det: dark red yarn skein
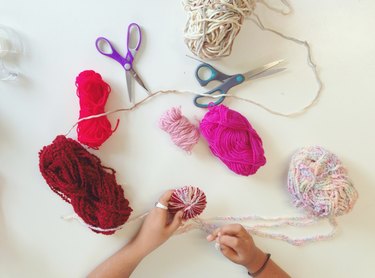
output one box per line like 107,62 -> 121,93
39,135 -> 132,235
76,70 -> 119,149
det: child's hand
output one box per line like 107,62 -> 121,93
132,190 -> 184,256
207,224 -> 265,272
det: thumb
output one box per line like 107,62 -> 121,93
168,210 -> 184,233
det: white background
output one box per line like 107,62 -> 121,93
1,0 -> 375,277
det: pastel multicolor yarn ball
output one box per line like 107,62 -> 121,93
288,146 -> 358,218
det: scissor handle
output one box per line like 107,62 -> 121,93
95,37 -> 127,65
193,74 -> 245,108
195,63 -> 232,87
127,23 -> 142,53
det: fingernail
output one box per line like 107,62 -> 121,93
206,234 -> 212,240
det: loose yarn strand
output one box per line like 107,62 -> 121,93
66,84 -> 320,138
62,212 -> 149,233
257,0 -> 293,15
249,13 -> 323,116
177,215 -> 338,246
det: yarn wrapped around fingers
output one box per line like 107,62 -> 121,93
39,135 -> 132,235
168,186 -> 207,220
288,146 -> 358,218
200,104 -> 266,176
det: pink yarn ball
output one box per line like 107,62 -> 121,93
199,105 -> 266,176
168,186 -> 207,220
159,106 -> 200,152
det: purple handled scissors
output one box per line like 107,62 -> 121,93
95,23 -> 150,103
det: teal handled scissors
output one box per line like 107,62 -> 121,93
193,60 -> 285,108
95,23 -> 150,103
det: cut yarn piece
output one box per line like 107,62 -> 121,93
168,186 -> 207,220
200,104 -> 266,176
76,70 -> 119,149
176,146 -> 358,246
39,135 -> 132,235
159,106 -> 200,153
183,0 -> 291,59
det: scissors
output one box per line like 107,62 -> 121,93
95,23 -> 150,103
193,60 -> 285,108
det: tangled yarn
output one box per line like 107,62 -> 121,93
183,0 -> 256,59
76,70 -> 119,149
169,186 -> 207,220
200,104 -> 266,176
288,146 -> 358,218
39,135 -> 132,235
159,106 -> 200,152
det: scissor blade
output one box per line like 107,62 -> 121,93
130,68 -> 150,95
243,59 -> 285,80
126,71 -> 133,103
250,67 -> 286,80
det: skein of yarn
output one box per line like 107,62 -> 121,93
39,135 -> 132,235
159,106 -> 200,152
76,70 -> 119,149
183,0 -> 256,59
168,186 -> 207,220
200,104 -> 266,176
288,146 -> 358,218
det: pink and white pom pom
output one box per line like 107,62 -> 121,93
168,186 -> 207,220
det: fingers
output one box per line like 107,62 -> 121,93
158,189 -> 174,206
219,243 -> 237,260
152,190 -> 174,217
207,227 -> 220,241
219,235 -> 241,251
167,210 -> 184,233
219,224 -> 244,236
207,224 -> 245,241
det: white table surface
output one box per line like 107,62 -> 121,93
1,1 -> 375,277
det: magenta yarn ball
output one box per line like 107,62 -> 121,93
199,105 -> 266,176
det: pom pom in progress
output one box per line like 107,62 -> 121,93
39,135 -> 132,235
76,70 -> 119,149
159,106 -> 200,152
200,104 -> 266,176
183,0 -> 256,59
288,146 -> 358,218
168,186 -> 207,220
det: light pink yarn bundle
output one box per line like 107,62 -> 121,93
199,104 -> 266,176
159,107 -> 200,152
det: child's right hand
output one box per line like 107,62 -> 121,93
206,224 -> 267,273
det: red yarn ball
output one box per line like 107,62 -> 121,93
199,105 -> 266,176
76,70 -> 119,149
168,186 -> 207,220
39,135 -> 132,235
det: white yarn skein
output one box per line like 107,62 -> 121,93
183,0 -> 292,59
183,0 -> 257,59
